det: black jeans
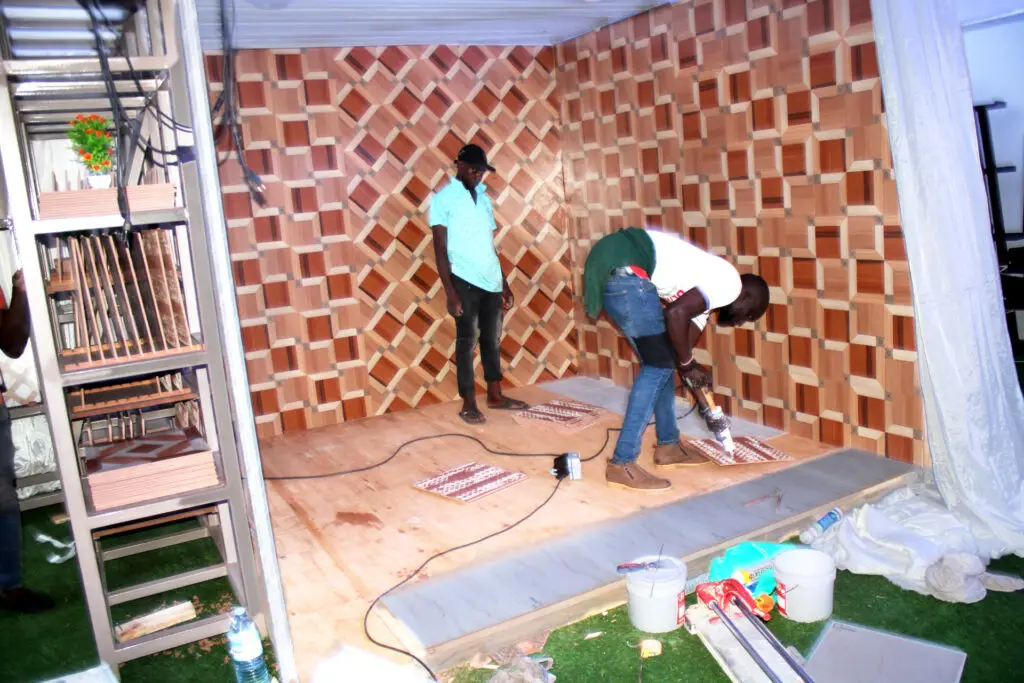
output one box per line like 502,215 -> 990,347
453,275 -> 503,399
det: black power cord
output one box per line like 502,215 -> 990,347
265,401 -> 697,679
364,478 -> 564,682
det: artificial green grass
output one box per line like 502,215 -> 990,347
7,505 -> 1023,683
3,506 -> 275,683
450,554 -> 1024,683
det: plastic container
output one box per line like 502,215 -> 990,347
227,607 -> 271,683
799,507 -> 844,544
773,549 -> 837,623
625,555 -> 687,633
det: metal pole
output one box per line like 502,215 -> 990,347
733,599 -> 816,683
708,602 -> 784,683
975,104 -> 1009,267
173,1 -> 297,681
0,61 -> 119,669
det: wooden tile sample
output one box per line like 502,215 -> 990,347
413,462 -> 527,504
511,398 -> 607,433
683,436 -> 794,466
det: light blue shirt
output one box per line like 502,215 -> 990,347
428,178 -> 503,293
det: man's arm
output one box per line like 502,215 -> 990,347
430,225 -> 462,317
663,289 -> 712,387
0,271 -> 30,359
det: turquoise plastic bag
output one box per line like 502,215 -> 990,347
708,541 -> 796,596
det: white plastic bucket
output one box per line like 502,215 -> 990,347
773,548 -> 837,623
625,555 -> 687,633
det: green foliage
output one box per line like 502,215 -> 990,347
67,114 -> 114,175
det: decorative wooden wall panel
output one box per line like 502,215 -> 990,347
557,0 -> 925,464
208,46 -> 575,439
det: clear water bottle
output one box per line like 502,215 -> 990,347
800,507 -> 844,544
227,606 -> 270,683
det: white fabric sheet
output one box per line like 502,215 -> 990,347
813,478 -> 1016,602
872,0 -> 1024,551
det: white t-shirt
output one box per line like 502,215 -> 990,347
645,230 -> 741,331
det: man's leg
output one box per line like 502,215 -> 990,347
453,277 -> 484,422
601,275 -> 672,491
651,377 -> 710,467
653,376 -> 681,447
610,363 -> 675,464
0,406 -> 54,613
478,291 -> 528,410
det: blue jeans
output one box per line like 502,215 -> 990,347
0,406 -> 21,588
603,274 -> 680,464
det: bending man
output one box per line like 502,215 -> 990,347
583,228 -> 770,492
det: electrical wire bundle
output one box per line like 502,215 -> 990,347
75,0 -> 186,234
74,0 -> 266,236
213,0 -> 266,205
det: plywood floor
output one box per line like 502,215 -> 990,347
259,383 -> 834,679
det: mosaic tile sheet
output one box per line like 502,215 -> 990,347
556,0 -> 925,464
413,462 -> 527,504
511,398 -> 606,432
686,435 -> 792,466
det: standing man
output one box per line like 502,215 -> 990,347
430,144 -> 529,424
0,269 -> 54,613
583,228 -> 770,492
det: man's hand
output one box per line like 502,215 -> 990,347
678,359 -> 712,389
11,270 -> 24,294
445,288 -> 463,317
502,283 -> 514,312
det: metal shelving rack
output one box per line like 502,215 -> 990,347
0,1 -> 293,677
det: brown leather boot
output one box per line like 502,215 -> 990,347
606,461 -> 671,491
654,441 -> 712,469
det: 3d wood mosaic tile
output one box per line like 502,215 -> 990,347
208,46 -> 577,438
512,398 -> 607,433
685,436 -> 793,466
413,462 -> 528,504
556,0 -> 924,464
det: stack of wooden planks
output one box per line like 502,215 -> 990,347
43,227 -> 202,370
82,427 -> 218,511
37,183 -> 176,220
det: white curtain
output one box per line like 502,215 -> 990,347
872,0 -> 1024,551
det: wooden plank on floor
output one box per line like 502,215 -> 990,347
380,449 -> 916,667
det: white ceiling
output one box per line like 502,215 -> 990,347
195,0 -> 669,49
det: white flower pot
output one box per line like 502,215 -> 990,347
87,174 -> 112,190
